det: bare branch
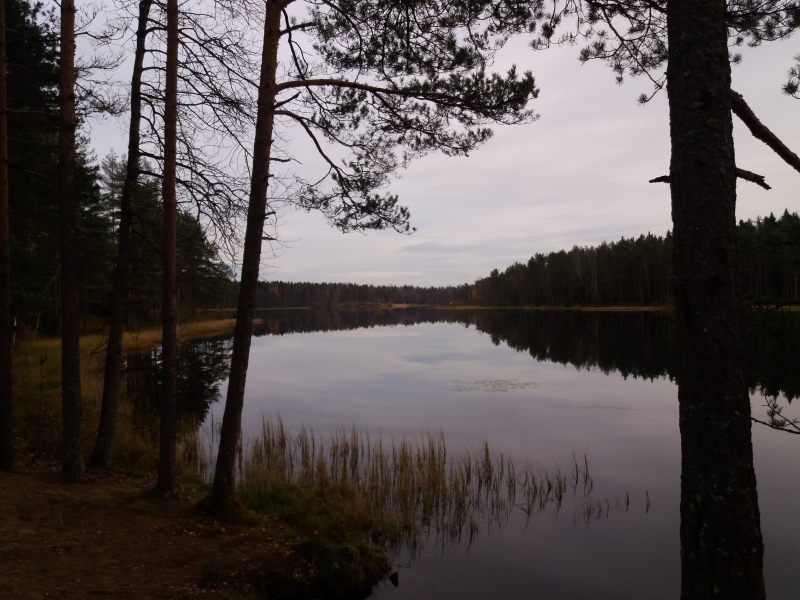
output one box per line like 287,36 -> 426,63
649,168 -> 771,189
735,167 -> 771,190
731,90 -> 800,175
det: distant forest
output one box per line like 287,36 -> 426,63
8,3 -> 793,334
7,8 -> 795,334
254,210 -> 800,308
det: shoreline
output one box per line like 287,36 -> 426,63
436,304 -> 672,311
207,304 -> 674,312
16,317 -> 259,356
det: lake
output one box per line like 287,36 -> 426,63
130,308 -> 800,599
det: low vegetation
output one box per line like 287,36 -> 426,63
11,319 -> 238,469
198,419 -> 595,550
11,326 -> 612,598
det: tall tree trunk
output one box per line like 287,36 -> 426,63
0,0 -> 13,472
91,0 -> 153,470
667,1 -> 765,597
59,0 -> 83,482
156,0 -> 178,495
211,0 -> 284,507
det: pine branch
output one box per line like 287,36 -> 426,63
731,90 -> 800,175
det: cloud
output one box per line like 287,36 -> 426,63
399,241 -> 508,256
87,32 -> 797,288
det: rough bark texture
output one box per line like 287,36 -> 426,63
211,0 -> 284,506
156,0 -> 179,495
59,0 -> 83,482
667,1 -> 765,598
91,0 -> 153,470
0,0 -> 13,472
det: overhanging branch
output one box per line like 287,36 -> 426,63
751,416 -> 800,435
731,90 -> 800,175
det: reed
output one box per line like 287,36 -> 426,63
573,490 -> 631,525
216,418 -> 596,551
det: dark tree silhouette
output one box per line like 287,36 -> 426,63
155,0 -> 179,495
210,0 -> 539,507
529,1 -> 799,596
91,0 -> 154,470
93,0 -> 255,469
0,0 -> 12,472
59,0 -> 84,482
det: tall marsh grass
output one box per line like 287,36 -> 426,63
199,418 -> 596,550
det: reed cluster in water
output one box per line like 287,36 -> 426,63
197,418 -> 595,549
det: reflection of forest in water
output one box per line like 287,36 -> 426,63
126,334 -> 233,431
127,308 -> 798,425
253,308 -> 800,401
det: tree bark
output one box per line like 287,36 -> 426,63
59,0 -> 83,482
91,0 -> 153,470
666,1 -> 765,598
156,0 -> 179,495
0,0 -> 13,472
211,0 -> 285,507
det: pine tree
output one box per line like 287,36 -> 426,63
210,0 -> 539,507
529,2 -> 799,596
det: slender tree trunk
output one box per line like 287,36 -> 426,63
211,0 -> 284,507
59,0 -> 83,482
156,0 -> 179,495
91,0 -> 153,470
0,0 -> 13,472
667,1 -> 765,597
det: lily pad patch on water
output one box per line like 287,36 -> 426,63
450,379 -> 542,392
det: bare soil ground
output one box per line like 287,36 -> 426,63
0,467 -> 304,599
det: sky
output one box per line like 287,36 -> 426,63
86,13 -> 800,287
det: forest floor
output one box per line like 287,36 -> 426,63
0,464 -> 308,600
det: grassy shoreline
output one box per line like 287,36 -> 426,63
7,314 -> 611,599
11,317 -> 261,463
9,317 -> 395,598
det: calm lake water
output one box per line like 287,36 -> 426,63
131,309 -> 800,599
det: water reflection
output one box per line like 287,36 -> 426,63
126,309 -> 798,441
126,334 -> 233,432
252,307 -> 798,402
124,308 -> 797,599
129,309 -> 799,420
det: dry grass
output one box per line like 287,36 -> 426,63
10,320 -> 240,472
198,418 -> 595,552
118,318 -> 248,352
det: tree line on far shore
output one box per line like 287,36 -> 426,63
253,210 -> 800,309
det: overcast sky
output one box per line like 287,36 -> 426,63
87,18 -> 800,287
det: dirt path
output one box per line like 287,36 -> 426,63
0,469 -> 299,599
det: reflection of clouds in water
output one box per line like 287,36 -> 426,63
402,352 -> 478,365
450,379 -> 542,393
